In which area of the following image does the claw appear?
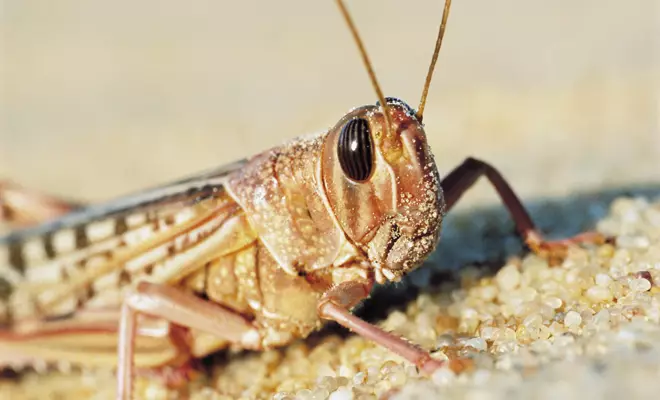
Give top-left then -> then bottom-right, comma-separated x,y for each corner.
417,353 -> 474,375
526,231 -> 611,265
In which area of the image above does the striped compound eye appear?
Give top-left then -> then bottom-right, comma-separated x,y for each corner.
337,117 -> 374,182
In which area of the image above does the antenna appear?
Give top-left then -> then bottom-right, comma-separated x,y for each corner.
416,0 -> 452,122
335,0 -> 393,137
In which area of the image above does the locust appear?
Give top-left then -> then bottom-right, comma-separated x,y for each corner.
0,0 -> 607,398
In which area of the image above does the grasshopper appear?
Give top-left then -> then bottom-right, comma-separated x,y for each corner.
0,0 -> 606,398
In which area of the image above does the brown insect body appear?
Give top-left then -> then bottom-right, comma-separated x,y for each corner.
228,101 -> 443,283
221,99 -> 444,346
0,2 -> 606,397
0,99 -> 442,372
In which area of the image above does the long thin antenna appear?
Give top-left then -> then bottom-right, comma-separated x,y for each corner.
335,0 -> 393,137
416,0 -> 452,122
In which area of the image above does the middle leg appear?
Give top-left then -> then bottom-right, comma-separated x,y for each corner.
117,282 -> 262,400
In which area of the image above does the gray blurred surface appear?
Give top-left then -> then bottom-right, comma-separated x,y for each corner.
1,0 -> 659,206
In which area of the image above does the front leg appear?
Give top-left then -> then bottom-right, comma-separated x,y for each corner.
317,280 -> 471,375
441,157 -> 609,262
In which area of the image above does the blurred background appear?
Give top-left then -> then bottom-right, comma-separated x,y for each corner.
1,0 -> 658,209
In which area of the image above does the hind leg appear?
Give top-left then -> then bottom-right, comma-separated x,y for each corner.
0,180 -> 82,228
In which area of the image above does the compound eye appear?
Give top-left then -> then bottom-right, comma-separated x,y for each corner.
337,117 -> 373,182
